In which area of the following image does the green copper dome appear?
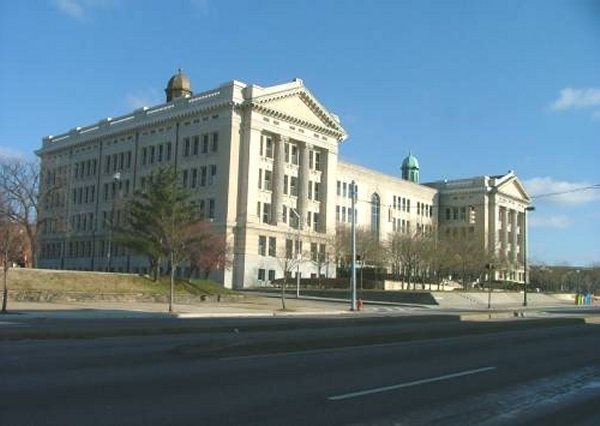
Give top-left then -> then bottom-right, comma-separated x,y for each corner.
401,153 -> 419,169
401,152 -> 420,183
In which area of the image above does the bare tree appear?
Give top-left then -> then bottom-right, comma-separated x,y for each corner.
386,229 -> 431,290
276,234 -> 303,310
0,158 -> 40,267
0,198 -> 25,313
188,225 -> 233,280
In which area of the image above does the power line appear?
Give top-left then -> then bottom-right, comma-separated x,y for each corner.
530,184 -> 600,200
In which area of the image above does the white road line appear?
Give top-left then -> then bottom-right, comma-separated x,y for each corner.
328,366 -> 497,401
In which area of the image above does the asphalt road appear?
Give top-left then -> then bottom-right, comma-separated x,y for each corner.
1,319 -> 599,425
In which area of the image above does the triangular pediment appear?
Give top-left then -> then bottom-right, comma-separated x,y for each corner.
262,94 -> 331,128
249,81 -> 346,140
497,176 -> 531,202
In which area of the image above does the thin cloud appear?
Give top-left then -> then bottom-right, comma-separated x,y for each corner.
549,87 -> 600,111
529,215 -> 572,229
524,177 -> 600,204
0,146 -> 25,160
125,89 -> 162,110
52,0 -> 119,21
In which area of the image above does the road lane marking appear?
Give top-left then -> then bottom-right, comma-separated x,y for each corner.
328,366 -> 497,401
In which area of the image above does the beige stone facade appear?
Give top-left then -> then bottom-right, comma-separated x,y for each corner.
37,74 -> 531,288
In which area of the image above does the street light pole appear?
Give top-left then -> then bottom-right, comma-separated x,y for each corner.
351,180 -> 357,311
523,206 -> 535,307
289,208 -> 301,298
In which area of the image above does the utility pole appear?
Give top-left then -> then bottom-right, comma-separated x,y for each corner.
487,263 -> 494,310
351,180 -> 357,311
289,208 -> 302,298
107,172 -> 121,272
523,206 -> 535,306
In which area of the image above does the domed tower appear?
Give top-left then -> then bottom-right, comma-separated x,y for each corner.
165,68 -> 192,102
401,152 -> 420,183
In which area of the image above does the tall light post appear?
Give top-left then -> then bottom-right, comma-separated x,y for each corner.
106,172 -> 121,272
289,208 -> 302,298
350,180 -> 357,311
523,206 -> 535,307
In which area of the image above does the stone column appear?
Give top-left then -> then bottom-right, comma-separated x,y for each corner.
502,207 -> 509,258
298,142 -> 311,226
510,209 -> 518,262
271,135 -> 286,225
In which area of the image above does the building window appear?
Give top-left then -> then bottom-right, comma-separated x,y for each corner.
209,165 -> 217,186
336,205 -> 340,222
262,203 -> 272,223
258,268 -> 266,281
191,168 -> 198,188
150,146 -> 155,164
211,132 -> 218,152
314,182 -> 320,202
337,181 -> 341,196
314,151 -> 321,171
268,269 -> 276,282
291,144 -> 298,165
268,237 -> 276,257
158,145 -> 163,162
285,239 -> 294,259
290,176 -> 298,197
258,236 -> 266,256
264,170 -> 272,191
202,134 -> 209,153
182,170 -> 189,188
311,243 -> 318,261
313,212 -> 319,231
166,142 -> 172,161
371,193 -> 380,239
258,169 -> 262,189
193,136 -> 200,155
265,136 -> 274,158
208,199 -> 215,219
200,166 -> 207,186
184,138 -> 190,157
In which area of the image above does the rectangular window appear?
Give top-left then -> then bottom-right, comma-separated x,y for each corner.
112,153 -> 118,171
314,182 -> 320,201
313,212 -> 319,231
264,170 -> 272,191
211,132 -> 218,152
262,203 -> 271,223
337,181 -> 341,196
200,166 -> 207,186
268,270 -> 276,282
149,146 -> 155,164
453,207 -> 458,220
284,143 -> 290,163
265,136 -> 274,158
336,205 -> 340,222
348,207 -> 353,223
258,268 -> 266,281
417,202 -> 421,216
460,207 -> 467,221
199,200 -> 205,218
314,151 -> 321,171
191,168 -> 198,188
290,176 -> 298,196
209,165 -> 217,186
268,237 -> 276,257
183,170 -> 189,188
291,145 -> 298,165
311,243 -> 318,262
166,142 -> 172,161
342,182 -> 347,198
184,138 -> 190,157
342,207 -> 346,222
407,199 -> 411,213
202,134 -> 209,153
105,155 -> 111,173
193,136 -> 200,155
158,145 -> 163,162
286,239 -> 293,259
208,198 -> 215,219
126,151 -> 132,169
309,150 -> 314,169
258,236 -> 267,256
283,175 -> 289,195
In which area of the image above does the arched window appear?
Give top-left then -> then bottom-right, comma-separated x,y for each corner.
371,193 -> 380,239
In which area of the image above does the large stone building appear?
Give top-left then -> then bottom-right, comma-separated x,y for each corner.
36,71 -> 531,288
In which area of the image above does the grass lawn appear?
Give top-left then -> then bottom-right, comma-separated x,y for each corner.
6,268 -> 235,297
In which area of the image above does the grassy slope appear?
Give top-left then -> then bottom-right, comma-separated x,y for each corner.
7,268 -> 234,296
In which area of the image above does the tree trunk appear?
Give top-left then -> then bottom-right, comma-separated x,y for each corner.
1,265 -> 8,313
281,277 -> 286,310
169,254 -> 175,313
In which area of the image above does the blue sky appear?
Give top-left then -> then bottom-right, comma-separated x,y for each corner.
1,0 -> 599,266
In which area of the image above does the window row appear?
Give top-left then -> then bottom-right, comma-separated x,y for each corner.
257,268 -> 276,282
105,151 -> 133,174
141,143 -> 172,166
182,165 -> 217,189
336,180 -> 357,198
73,159 -> 98,179
444,206 -> 476,223
72,185 -> 96,205
258,235 -> 277,257
336,205 -> 357,223
182,132 -> 219,157
70,212 -> 95,232
103,179 -> 131,201
260,135 -> 322,171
